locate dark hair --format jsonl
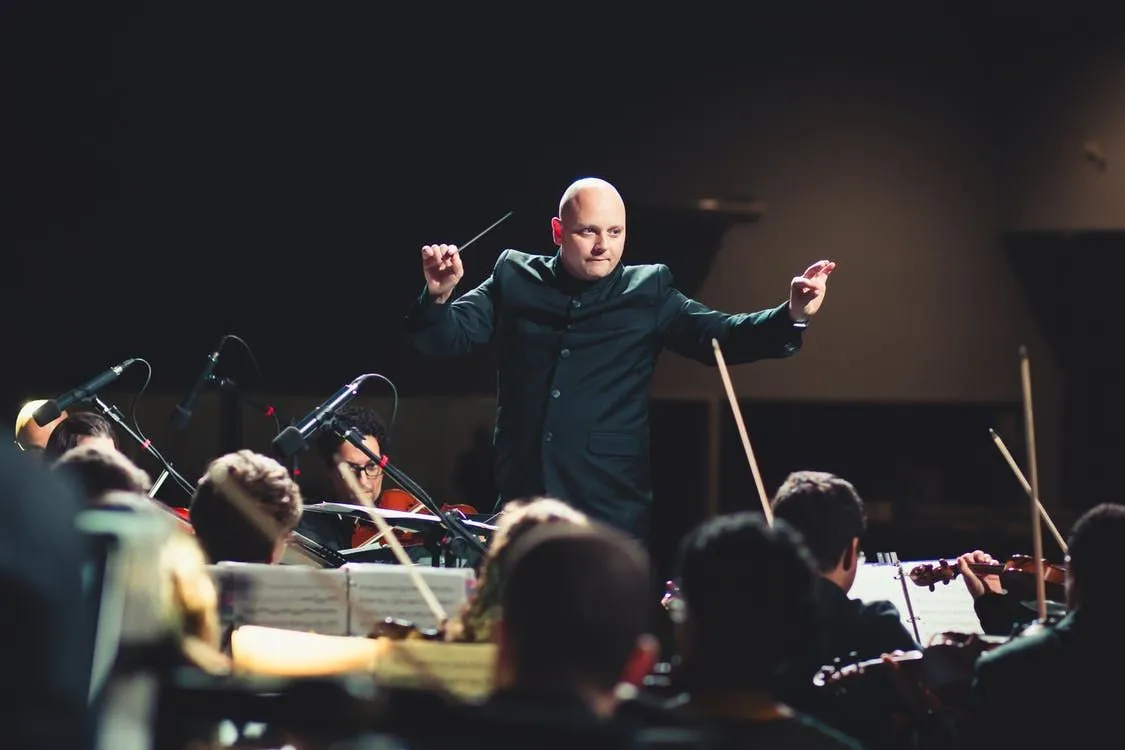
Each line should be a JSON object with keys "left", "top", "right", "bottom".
{"left": 190, "top": 450, "right": 303, "bottom": 563}
{"left": 676, "top": 512, "right": 819, "bottom": 688}
{"left": 501, "top": 522, "right": 651, "bottom": 692}
{"left": 770, "top": 470, "right": 865, "bottom": 573}
{"left": 52, "top": 443, "right": 152, "bottom": 501}
{"left": 314, "top": 405, "right": 390, "bottom": 465}
{"left": 43, "top": 411, "right": 119, "bottom": 461}
{"left": 1067, "top": 502, "right": 1125, "bottom": 609}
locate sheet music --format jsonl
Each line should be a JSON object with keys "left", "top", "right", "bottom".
{"left": 850, "top": 560, "right": 983, "bottom": 647}
{"left": 210, "top": 562, "right": 350, "bottom": 635}
{"left": 374, "top": 640, "right": 497, "bottom": 701}
{"left": 346, "top": 564, "right": 475, "bottom": 633}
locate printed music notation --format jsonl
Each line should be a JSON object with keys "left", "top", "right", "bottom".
{"left": 851, "top": 559, "right": 984, "bottom": 646}
{"left": 210, "top": 563, "right": 351, "bottom": 635}
{"left": 346, "top": 564, "right": 475, "bottom": 633}
{"left": 210, "top": 562, "right": 476, "bottom": 636}
{"left": 374, "top": 640, "right": 497, "bottom": 701}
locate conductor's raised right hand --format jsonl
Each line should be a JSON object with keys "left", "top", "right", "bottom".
{"left": 421, "top": 244, "right": 463, "bottom": 303}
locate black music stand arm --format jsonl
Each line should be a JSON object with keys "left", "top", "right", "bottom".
{"left": 91, "top": 396, "right": 196, "bottom": 497}
{"left": 332, "top": 422, "right": 487, "bottom": 557}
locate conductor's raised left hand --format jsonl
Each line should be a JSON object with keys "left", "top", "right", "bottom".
{"left": 789, "top": 260, "right": 836, "bottom": 322}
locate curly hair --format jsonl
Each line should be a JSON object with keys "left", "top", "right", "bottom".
{"left": 189, "top": 450, "right": 304, "bottom": 564}
{"left": 444, "top": 496, "right": 589, "bottom": 643}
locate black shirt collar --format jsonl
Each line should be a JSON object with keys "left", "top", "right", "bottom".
{"left": 548, "top": 250, "right": 624, "bottom": 297}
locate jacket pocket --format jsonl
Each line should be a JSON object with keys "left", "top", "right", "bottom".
{"left": 588, "top": 431, "right": 644, "bottom": 457}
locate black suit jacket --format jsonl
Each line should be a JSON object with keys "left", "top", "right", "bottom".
{"left": 405, "top": 249, "right": 804, "bottom": 536}
{"left": 966, "top": 607, "right": 1119, "bottom": 749}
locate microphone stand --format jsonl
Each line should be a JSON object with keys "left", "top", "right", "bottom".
{"left": 330, "top": 419, "right": 487, "bottom": 558}
{"left": 211, "top": 376, "right": 301, "bottom": 476}
{"left": 91, "top": 396, "right": 196, "bottom": 498}
{"left": 211, "top": 376, "right": 284, "bottom": 422}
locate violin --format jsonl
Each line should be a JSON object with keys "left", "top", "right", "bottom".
{"left": 351, "top": 488, "right": 480, "bottom": 548}
{"left": 814, "top": 631, "right": 1007, "bottom": 714}
{"left": 907, "top": 554, "right": 1067, "bottom": 602}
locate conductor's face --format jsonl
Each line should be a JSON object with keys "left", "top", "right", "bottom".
{"left": 552, "top": 182, "right": 626, "bottom": 281}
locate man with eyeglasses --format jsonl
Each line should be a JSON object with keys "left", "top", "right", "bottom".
{"left": 294, "top": 405, "right": 392, "bottom": 551}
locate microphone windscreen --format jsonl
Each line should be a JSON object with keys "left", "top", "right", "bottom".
{"left": 32, "top": 401, "right": 63, "bottom": 427}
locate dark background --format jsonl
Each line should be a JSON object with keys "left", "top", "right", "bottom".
{"left": 5, "top": 9, "right": 1117, "bottom": 580}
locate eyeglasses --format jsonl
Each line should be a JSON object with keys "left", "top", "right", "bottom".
{"left": 345, "top": 461, "right": 383, "bottom": 479}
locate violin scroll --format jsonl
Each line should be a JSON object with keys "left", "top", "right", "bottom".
{"left": 908, "top": 555, "right": 1067, "bottom": 600}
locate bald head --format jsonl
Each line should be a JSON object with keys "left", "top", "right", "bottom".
{"left": 558, "top": 177, "right": 624, "bottom": 221}
{"left": 551, "top": 178, "right": 627, "bottom": 281}
{"left": 14, "top": 399, "right": 67, "bottom": 450}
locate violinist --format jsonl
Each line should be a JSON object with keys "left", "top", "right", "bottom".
{"left": 296, "top": 404, "right": 398, "bottom": 552}
{"left": 964, "top": 502, "right": 1125, "bottom": 749}
{"left": 669, "top": 511, "right": 863, "bottom": 748}
{"left": 443, "top": 496, "right": 590, "bottom": 644}
{"left": 769, "top": 470, "right": 921, "bottom": 750}
{"left": 50, "top": 442, "right": 153, "bottom": 505}
{"left": 481, "top": 521, "right": 660, "bottom": 735}
{"left": 189, "top": 450, "right": 304, "bottom": 564}
{"left": 955, "top": 550, "right": 1040, "bottom": 636}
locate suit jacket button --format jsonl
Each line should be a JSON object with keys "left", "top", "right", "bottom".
{"left": 544, "top": 432, "right": 553, "bottom": 442}
{"left": 551, "top": 389, "right": 561, "bottom": 399}
{"left": 560, "top": 349, "right": 571, "bottom": 358}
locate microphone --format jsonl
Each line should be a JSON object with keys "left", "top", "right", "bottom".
{"left": 271, "top": 377, "right": 364, "bottom": 459}
{"left": 170, "top": 336, "right": 227, "bottom": 432}
{"left": 33, "top": 359, "right": 138, "bottom": 426}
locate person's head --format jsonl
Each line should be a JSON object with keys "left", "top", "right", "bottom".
{"left": 190, "top": 450, "right": 304, "bottom": 564}
{"left": 674, "top": 512, "right": 819, "bottom": 691}
{"left": 42, "top": 411, "right": 119, "bottom": 461}
{"left": 770, "top": 470, "right": 866, "bottom": 593}
{"left": 51, "top": 443, "right": 152, "bottom": 503}
{"left": 551, "top": 177, "right": 627, "bottom": 282}
{"left": 495, "top": 521, "right": 657, "bottom": 717}
{"left": 314, "top": 405, "right": 390, "bottom": 501}
{"left": 14, "top": 399, "right": 68, "bottom": 452}
{"left": 1065, "top": 502, "right": 1125, "bottom": 611}
{"left": 447, "top": 496, "right": 590, "bottom": 643}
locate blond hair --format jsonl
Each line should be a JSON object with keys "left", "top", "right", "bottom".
{"left": 445, "top": 497, "right": 589, "bottom": 642}
{"left": 14, "top": 399, "right": 48, "bottom": 437}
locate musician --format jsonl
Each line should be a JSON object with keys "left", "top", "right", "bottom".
{"left": 42, "top": 410, "right": 120, "bottom": 461}
{"left": 13, "top": 398, "right": 67, "bottom": 452}
{"left": 405, "top": 176, "right": 835, "bottom": 540}
{"left": 296, "top": 404, "right": 391, "bottom": 551}
{"left": 671, "top": 511, "right": 863, "bottom": 748}
{"left": 965, "top": 502, "right": 1125, "bottom": 749}
{"left": 444, "top": 496, "right": 590, "bottom": 643}
{"left": 50, "top": 443, "right": 153, "bottom": 504}
{"left": 189, "top": 450, "right": 304, "bottom": 564}
{"left": 956, "top": 549, "right": 1038, "bottom": 636}
{"left": 481, "top": 521, "right": 658, "bottom": 741}
{"left": 769, "top": 470, "right": 921, "bottom": 750}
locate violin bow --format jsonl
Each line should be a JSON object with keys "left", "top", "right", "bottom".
{"left": 988, "top": 427, "right": 1068, "bottom": 554}
{"left": 359, "top": 497, "right": 428, "bottom": 549}
{"left": 336, "top": 464, "right": 448, "bottom": 626}
{"left": 1018, "top": 346, "right": 1049, "bottom": 623}
{"left": 711, "top": 338, "right": 773, "bottom": 525}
